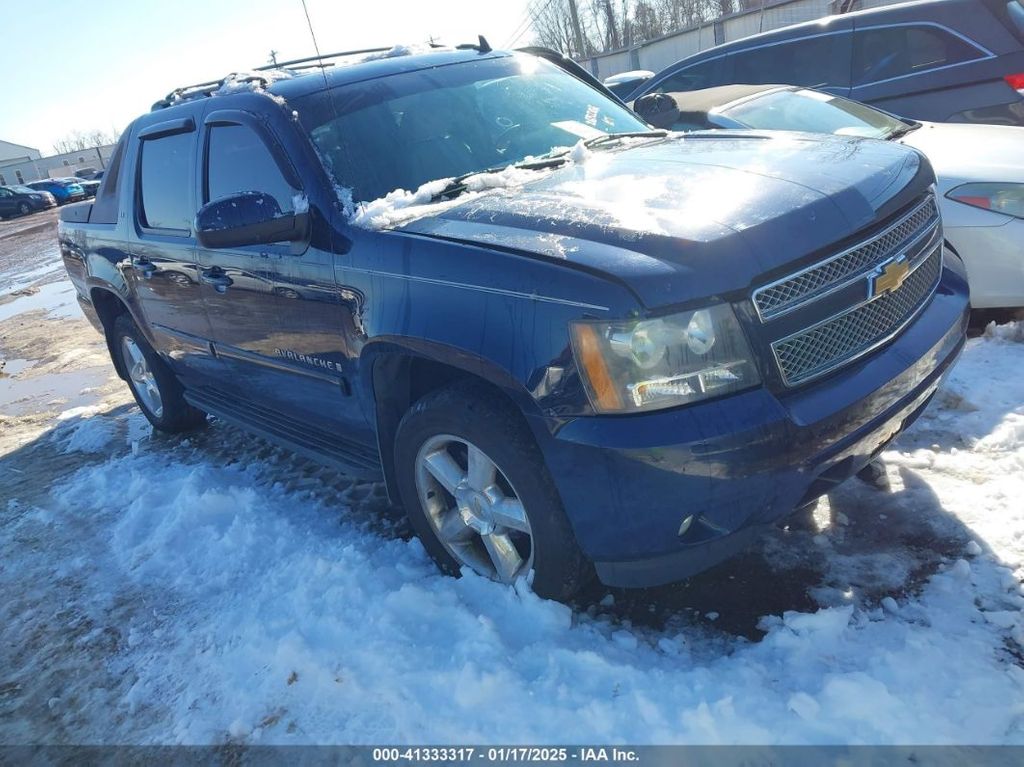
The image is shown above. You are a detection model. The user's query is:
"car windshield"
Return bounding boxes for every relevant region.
[293,54,649,203]
[721,88,910,140]
[11,185,36,194]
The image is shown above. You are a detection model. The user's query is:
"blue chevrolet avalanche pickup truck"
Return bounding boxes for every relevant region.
[57,44,969,600]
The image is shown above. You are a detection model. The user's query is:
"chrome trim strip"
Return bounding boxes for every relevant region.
[752,194,937,323]
[771,241,943,387]
[645,21,993,96]
[340,266,610,312]
[151,323,211,350]
[853,56,996,89]
[213,343,344,384]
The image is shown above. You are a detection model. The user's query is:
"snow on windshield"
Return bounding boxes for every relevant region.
[344,136,675,232]
[341,141,597,230]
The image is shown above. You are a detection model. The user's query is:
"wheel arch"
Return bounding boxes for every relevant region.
[364,340,543,505]
[87,285,136,380]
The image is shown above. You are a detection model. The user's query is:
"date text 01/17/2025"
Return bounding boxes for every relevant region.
[371,746,641,762]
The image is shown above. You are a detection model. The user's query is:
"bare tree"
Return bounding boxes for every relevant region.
[592,0,622,50]
[630,0,662,42]
[530,0,597,57]
[52,128,121,156]
[530,0,744,55]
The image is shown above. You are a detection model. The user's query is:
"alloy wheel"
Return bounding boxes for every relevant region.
[121,336,164,419]
[414,434,533,583]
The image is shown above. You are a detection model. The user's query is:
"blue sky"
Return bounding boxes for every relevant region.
[1,0,535,154]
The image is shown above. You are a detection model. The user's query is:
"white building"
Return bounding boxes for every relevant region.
[0,139,43,185]
[0,141,117,185]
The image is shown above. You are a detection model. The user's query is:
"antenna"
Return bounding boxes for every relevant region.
[299,0,330,87]
[455,35,492,53]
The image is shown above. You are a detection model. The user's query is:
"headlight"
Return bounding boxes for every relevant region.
[947,182,1024,219]
[30,194,42,200]
[570,303,761,413]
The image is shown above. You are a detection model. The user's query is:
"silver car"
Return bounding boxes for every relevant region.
[637,84,1024,309]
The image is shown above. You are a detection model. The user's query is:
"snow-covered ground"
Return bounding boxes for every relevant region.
[1,215,1023,745]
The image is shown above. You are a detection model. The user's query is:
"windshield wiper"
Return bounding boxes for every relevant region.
[429,153,573,202]
[886,122,921,140]
[428,131,668,203]
[583,130,668,149]
[430,165,510,202]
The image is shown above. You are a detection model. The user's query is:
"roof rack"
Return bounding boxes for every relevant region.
[151,73,274,111]
[252,39,475,72]
[254,46,395,71]
[151,38,493,111]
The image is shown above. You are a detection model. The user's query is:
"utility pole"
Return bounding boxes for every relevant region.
[567,0,586,58]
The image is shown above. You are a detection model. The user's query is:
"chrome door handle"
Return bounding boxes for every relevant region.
[131,259,156,278]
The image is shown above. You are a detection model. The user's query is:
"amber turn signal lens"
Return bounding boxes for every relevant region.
[571,323,624,412]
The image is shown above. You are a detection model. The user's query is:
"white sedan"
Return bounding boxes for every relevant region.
[636,85,1024,309]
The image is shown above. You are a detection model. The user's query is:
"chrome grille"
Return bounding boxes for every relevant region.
[772,244,943,386]
[754,195,939,321]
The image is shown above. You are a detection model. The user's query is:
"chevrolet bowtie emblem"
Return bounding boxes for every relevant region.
[869,256,910,297]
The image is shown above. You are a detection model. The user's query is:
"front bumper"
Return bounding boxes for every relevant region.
[530,263,970,587]
[947,220,1024,309]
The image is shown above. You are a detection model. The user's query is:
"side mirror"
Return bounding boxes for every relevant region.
[195,191,309,249]
[633,93,680,130]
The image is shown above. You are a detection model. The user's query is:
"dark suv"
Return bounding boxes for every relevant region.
[634,0,1024,126]
[0,185,57,218]
[58,45,969,600]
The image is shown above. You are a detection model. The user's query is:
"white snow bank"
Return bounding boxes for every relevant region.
[54,405,118,454]
[6,323,1022,744]
[985,320,1024,342]
[44,447,1024,744]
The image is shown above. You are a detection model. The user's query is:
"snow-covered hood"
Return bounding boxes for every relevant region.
[898,122,1024,190]
[399,132,930,307]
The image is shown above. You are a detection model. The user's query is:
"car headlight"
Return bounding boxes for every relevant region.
[947,182,1024,219]
[570,303,761,413]
[30,194,42,200]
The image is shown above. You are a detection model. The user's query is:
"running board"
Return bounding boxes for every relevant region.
[185,386,383,480]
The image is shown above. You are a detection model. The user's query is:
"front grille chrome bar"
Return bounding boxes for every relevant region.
[753,195,939,322]
[771,239,943,387]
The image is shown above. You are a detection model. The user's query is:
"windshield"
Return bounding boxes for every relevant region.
[11,185,36,194]
[722,89,909,140]
[294,54,648,203]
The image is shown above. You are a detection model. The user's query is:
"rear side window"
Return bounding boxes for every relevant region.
[853,25,986,86]
[138,132,193,232]
[205,124,296,213]
[90,133,127,225]
[732,35,852,88]
[653,57,730,93]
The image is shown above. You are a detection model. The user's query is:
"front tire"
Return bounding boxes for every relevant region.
[394,382,590,601]
[112,313,206,432]
[18,202,30,216]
